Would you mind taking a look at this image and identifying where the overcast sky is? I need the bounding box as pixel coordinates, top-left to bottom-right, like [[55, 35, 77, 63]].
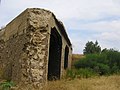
[[0, 0, 120, 54]]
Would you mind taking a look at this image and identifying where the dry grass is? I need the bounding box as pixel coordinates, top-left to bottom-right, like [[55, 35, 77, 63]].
[[72, 54, 85, 60], [72, 54, 85, 67], [43, 75, 120, 90]]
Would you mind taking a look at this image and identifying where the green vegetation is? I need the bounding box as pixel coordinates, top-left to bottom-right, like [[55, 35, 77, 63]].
[[0, 80, 14, 90], [42, 41, 120, 89], [83, 41, 101, 54], [66, 68, 97, 79], [73, 41, 120, 78], [68, 41, 120, 79], [74, 50, 120, 76]]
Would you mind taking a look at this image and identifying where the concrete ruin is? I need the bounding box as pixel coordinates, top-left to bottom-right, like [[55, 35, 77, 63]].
[[0, 8, 72, 89]]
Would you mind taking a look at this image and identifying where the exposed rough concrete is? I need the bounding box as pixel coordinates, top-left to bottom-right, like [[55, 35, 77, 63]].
[[0, 8, 72, 89]]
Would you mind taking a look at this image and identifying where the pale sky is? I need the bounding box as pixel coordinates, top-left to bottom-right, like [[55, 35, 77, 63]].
[[0, 0, 120, 54]]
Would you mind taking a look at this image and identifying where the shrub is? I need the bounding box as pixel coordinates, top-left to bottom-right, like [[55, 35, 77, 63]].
[[74, 57, 87, 69], [74, 49, 120, 76], [105, 50, 120, 69], [74, 54, 108, 69], [95, 63, 110, 75], [111, 64, 120, 74]]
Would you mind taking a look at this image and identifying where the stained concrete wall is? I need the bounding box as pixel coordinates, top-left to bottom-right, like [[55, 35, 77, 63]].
[[0, 8, 72, 89]]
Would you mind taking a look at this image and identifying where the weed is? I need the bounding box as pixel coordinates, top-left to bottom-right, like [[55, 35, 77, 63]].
[[0, 80, 14, 90]]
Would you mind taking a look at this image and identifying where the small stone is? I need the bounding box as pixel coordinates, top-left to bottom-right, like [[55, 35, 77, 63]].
[[38, 54, 45, 59], [39, 62, 44, 67], [29, 50, 35, 55], [31, 61, 39, 69], [33, 54, 38, 60], [39, 70, 44, 76]]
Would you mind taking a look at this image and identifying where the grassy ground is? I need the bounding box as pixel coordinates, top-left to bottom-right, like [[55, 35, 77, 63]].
[[43, 75, 120, 90]]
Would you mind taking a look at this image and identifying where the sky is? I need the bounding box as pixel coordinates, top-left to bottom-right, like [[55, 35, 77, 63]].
[[0, 0, 120, 54]]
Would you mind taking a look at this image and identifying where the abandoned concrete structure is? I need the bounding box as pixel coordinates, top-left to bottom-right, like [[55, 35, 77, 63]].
[[0, 8, 72, 89]]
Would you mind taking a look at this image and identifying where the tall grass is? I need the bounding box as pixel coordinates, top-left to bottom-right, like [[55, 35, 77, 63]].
[[43, 75, 120, 90], [66, 68, 97, 79]]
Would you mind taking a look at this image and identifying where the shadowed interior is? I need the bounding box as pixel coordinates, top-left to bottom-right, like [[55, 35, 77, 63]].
[[48, 27, 62, 80], [64, 46, 69, 69]]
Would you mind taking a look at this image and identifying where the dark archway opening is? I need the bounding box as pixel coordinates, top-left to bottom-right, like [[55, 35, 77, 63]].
[[64, 46, 69, 69], [48, 27, 62, 81]]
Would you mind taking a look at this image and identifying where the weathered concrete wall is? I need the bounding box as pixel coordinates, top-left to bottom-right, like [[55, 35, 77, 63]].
[[0, 9, 29, 83], [48, 13, 72, 77], [0, 8, 72, 89]]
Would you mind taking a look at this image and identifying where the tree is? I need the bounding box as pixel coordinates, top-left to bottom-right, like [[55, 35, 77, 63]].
[[102, 48, 118, 53], [83, 40, 101, 54]]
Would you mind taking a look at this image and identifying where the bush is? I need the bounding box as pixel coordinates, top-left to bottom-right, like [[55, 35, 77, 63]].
[[74, 49, 120, 76], [95, 63, 110, 75], [104, 50, 120, 69], [74, 54, 108, 69], [111, 64, 120, 74]]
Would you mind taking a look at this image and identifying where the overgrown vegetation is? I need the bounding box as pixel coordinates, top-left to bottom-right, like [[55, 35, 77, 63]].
[[43, 40, 120, 89], [72, 41, 120, 79], [66, 68, 97, 79], [75, 51, 120, 75]]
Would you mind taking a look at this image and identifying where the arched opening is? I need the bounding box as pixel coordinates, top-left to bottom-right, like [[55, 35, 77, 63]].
[[48, 27, 62, 80], [64, 46, 69, 69]]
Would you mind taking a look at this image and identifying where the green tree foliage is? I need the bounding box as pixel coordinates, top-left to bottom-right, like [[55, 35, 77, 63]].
[[83, 41, 101, 55]]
